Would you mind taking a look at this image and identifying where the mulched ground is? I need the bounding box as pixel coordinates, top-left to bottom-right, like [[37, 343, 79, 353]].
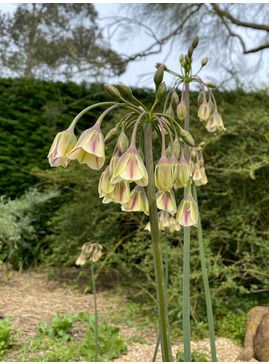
[[0, 266, 246, 361]]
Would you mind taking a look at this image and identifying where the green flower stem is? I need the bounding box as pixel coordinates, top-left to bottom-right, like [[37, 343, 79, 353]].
[[183, 82, 191, 362], [152, 234, 170, 362], [144, 122, 172, 362], [91, 262, 98, 362], [193, 185, 217, 362]]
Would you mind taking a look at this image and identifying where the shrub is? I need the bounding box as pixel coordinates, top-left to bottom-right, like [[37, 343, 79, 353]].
[[0, 317, 13, 358]]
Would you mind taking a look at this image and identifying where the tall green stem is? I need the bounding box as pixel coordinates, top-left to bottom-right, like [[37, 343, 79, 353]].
[[91, 262, 98, 361], [193, 185, 217, 362], [183, 82, 191, 362], [144, 122, 172, 362]]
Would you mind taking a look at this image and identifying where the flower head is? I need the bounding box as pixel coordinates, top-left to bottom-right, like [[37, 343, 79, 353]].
[[193, 165, 208, 186], [111, 146, 148, 186], [156, 190, 177, 215], [68, 122, 105, 170], [122, 185, 149, 215], [176, 194, 198, 227], [48, 128, 77, 167], [206, 111, 226, 132], [76, 242, 103, 265]]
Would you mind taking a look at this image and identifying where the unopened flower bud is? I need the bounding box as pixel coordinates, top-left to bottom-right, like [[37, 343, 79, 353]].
[[171, 90, 179, 108], [105, 127, 118, 143], [179, 54, 185, 66], [177, 101, 187, 121], [115, 84, 133, 100], [188, 46, 193, 58], [180, 129, 195, 147], [176, 194, 198, 227], [156, 81, 167, 101], [198, 101, 211, 122], [185, 55, 191, 65], [173, 138, 181, 160], [104, 84, 121, 99], [154, 64, 165, 88], [155, 157, 175, 191], [116, 129, 129, 154], [201, 57, 208, 67], [206, 111, 226, 133], [192, 36, 199, 49], [166, 104, 175, 119]]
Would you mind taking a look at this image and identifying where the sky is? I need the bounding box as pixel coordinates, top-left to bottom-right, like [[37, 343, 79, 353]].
[[0, 3, 268, 89]]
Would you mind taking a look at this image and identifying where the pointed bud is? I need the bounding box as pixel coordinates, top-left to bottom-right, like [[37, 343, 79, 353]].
[[156, 190, 177, 215], [111, 146, 148, 186], [201, 57, 208, 67], [116, 129, 129, 154], [105, 127, 118, 143], [171, 90, 179, 108], [156, 82, 167, 101], [177, 101, 187, 121], [180, 129, 195, 146], [176, 194, 198, 227], [166, 104, 175, 119], [154, 64, 165, 88], [188, 46, 193, 58], [48, 128, 77, 168], [206, 111, 226, 133], [122, 186, 149, 215], [192, 36, 199, 49], [68, 123, 105, 170], [174, 157, 190, 189], [155, 157, 175, 191], [104, 84, 121, 99], [115, 84, 133, 100], [198, 101, 211, 122], [173, 138, 181, 160]]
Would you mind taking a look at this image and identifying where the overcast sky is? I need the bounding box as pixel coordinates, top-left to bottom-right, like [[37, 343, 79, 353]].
[[0, 3, 268, 89]]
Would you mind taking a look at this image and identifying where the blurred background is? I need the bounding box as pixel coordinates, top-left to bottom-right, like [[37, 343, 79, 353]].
[[0, 2, 269, 347]]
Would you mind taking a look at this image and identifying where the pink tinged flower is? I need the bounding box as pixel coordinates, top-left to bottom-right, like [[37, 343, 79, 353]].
[[174, 157, 190, 189], [156, 190, 177, 215], [155, 157, 175, 191], [110, 180, 130, 204], [176, 194, 198, 227], [68, 123, 105, 170], [198, 101, 211, 122], [193, 165, 208, 186], [111, 146, 148, 186], [122, 186, 149, 215], [98, 167, 115, 198], [47, 128, 77, 168], [206, 111, 226, 133]]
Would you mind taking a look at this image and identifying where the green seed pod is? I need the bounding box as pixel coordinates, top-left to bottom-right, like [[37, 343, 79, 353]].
[[180, 129, 195, 147], [201, 57, 208, 67], [104, 84, 121, 99], [156, 81, 167, 101], [177, 101, 187, 121], [192, 36, 199, 49], [154, 64, 165, 88], [115, 84, 133, 99], [105, 127, 119, 143]]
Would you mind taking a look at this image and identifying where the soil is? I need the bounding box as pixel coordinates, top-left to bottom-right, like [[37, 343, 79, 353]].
[[0, 266, 246, 362]]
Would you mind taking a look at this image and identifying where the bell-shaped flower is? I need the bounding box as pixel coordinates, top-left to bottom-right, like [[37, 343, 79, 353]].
[[156, 190, 177, 215], [198, 101, 211, 122], [68, 122, 105, 170], [122, 186, 149, 215], [48, 127, 77, 167], [206, 111, 226, 132], [174, 157, 190, 189], [111, 146, 148, 186], [98, 166, 115, 198], [176, 194, 198, 227], [110, 180, 130, 204], [155, 157, 175, 191], [193, 165, 208, 186]]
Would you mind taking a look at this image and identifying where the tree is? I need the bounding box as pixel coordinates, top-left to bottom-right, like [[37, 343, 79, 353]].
[[0, 3, 125, 80]]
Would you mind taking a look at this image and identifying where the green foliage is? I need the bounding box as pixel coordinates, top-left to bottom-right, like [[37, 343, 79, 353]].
[[0, 317, 13, 358], [176, 349, 208, 362], [14, 312, 127, 362], [216, 312, 246, 344], [0, 189, 59, 269], [38, 313, 74, 341]]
